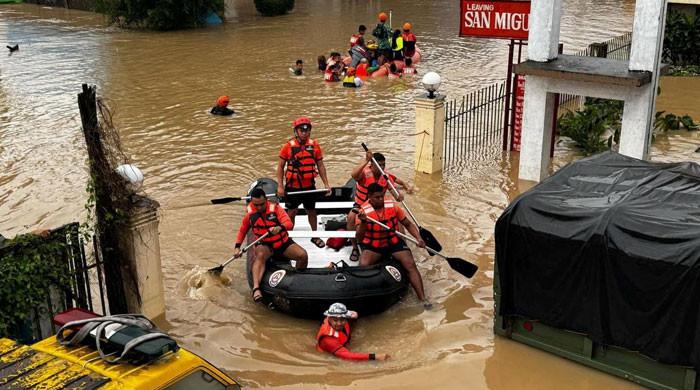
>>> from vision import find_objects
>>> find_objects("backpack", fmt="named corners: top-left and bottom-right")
top-left (373, 24), bottom-right (389, 40)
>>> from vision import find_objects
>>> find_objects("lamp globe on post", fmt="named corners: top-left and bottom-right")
top-left (421, 72), bottom-right (442, 99)
top-left (116, 164), bottom-right (144, 194)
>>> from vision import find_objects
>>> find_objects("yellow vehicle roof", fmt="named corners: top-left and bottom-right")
top-left (0, 337), bottom-right (237, 389)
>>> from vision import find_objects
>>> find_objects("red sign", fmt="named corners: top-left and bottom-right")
top-left (460, 0), bottom-right (531, 40)
top-left (511, 75), bottom-right (525, 151)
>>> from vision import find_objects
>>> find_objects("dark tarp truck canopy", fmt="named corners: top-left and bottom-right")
top-left (495, 152), bottom-right (700, 368)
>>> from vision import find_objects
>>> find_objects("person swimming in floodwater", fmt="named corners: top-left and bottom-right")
top-left (292, 59), bottom-right (303, 76)
top-left (210, 95), bottom-right (235, 116)
top-left (317, 55), bottom-right (327, 72)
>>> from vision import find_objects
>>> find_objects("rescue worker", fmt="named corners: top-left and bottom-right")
top-left (342, 67), bottom-right (363, 88)
top-left (234, 188), bottom-right (308, 303)
top-left (402, 58), bottom-right (417, 76)
top-left (356, 183), bottom-right (430, 308)
top-left (316, 303), bottom-right (389, 361)
top-left (347, 151), bottom-right (413, 262)
top-left (356, 58), bottom-right (369, 79)
top-left (401, 22), bottom-right (417, 59)
top-left (210, 95), bottom-right (235, 116)
top-left (349, 25), bottom-right (366, 49)
top-left (276, 117), bottom-right (331, 249)
top-left (324, 52), bottom-right (343, 82)
top-left (372, 12), bottom-right (392, 61)
top-left (391, 29), bottom-right (404, 61)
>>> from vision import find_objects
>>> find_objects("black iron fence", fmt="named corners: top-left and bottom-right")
top-left (443, 82), bottom-right (507, 165)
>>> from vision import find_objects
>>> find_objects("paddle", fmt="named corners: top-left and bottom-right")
top-left (208, 232), bottom-right (270, 275)
top-left (361, 143), bottom-right (443, 254)
top-left (211, 188), bottom-right (329, 205)
top-left (354, 210), bottom-right (478, 278)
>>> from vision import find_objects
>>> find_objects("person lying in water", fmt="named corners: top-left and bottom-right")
top-left (316, 303), bottom-right (389, 361)
top-left (210, 95), bottom-right (235, 116)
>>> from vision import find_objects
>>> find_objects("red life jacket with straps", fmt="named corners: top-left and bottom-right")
top-left (354, 166), bottom-right (396, 205)
top-left (316, 318), bottom-right (351, 352)
top-left (360, 200), bottom-right (401, 249)
top-left (247, 202), bottom-right (289, 249)
top-left (349, 34), bottom-right (362, 48)
top-left (284, 138), bottom-right (319, 188)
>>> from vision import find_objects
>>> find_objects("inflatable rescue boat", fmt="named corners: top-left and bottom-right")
top-left (245, 178), bottom-right (409, 319)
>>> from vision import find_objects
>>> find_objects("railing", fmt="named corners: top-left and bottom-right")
top-left (443, 82), bottom-right (507, 165)
top-left (559, 32), bottom-right (633, 110)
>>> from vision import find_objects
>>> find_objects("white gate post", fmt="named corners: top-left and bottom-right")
top-left (414, 96), bottom-right (446, 174)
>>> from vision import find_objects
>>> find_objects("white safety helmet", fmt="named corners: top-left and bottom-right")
top-left (324, 302), bottom-right (352, 318)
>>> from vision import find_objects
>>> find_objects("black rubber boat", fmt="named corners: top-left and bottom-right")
top-left (245, 178), bottom-right (409, 319)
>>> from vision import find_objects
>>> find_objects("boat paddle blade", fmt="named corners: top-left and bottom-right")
top-left (419, 227), bottom-right (442, 255)
top-left (210, 197), bottom-right (241, 205)
top-left (446, 257), bottom-right (478, 278)
top-left (208, 264), bottom-right (225, 275)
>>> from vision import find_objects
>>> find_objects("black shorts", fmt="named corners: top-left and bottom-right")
top-left (284, 186), bottom-right (317, 210)
top-left (360, 239), bottom-right (409, 257)
top-left (257, 238), bottom-right (295, 258)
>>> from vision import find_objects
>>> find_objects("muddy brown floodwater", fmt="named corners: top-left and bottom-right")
top-left (1, 0), bottom-right (698, 388)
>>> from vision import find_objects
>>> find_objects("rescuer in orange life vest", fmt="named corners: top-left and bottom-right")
top-left (234, 188), bottom-right (308, 303)
top-left (356, 183), bottom-right (430, 308)
top-left (346, 150), bottom-right (413, 262)
top-left (276, 117), bottom-right (332, 248)
top-left (316, 302), bottom-right (389, 361)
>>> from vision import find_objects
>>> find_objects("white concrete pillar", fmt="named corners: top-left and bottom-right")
top-left (629, 0), bottom-right (667, 71)
top-left (527, 0), bottom-right (563, 61)
top-left (518, 76), bottom-right (556, 182)
top-left (120, 196), bottom-right (165, 320)
top-left (414, 96), bottom-right (445, 174)
top-left (619, 84), bottom-right (654, 159)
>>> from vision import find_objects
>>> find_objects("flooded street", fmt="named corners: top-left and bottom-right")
top-left (1, 0), bottom-right (697, 388)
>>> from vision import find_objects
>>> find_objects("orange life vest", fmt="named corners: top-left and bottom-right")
top-left (284, 138), bottom-right (319, 189)
top-left (356, 63), bottom-right (369, 78)
top-left (361, 200), bottom-right (401, 249)
top-left (247, 202), bottom-right (289, 249)
top-left (354, 166), bottom-right (396, 205)
top-left (316, 318), bottom-right (351, 352)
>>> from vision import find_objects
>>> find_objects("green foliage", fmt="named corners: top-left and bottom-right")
top-left (663, 10), bottom-right (700, 67)
top-left (0, 234), bottom-right (70, 337)
top-left (254, 0), bottom-right (294, 16)
top-left (655, 111), bottom-right (699, 132)
top-left (558, 98), bottom-right (622, 155)
top-left (95, 0), bottom-right (224, 30)
top-left (668, 65), bottom-right (700, 76)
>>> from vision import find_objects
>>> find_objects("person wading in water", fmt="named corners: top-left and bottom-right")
top-left (234, 188), bottom-right (308, 303)
top-left (276, 117), bottom-right (331, 248)
top-left (355, 183), bottom-right (430, 308)
top-left (316, 302), bottom-right (389, 361)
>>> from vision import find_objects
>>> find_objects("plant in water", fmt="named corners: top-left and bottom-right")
top-left (0, 233), bottom-right (70, 337)
top-left (558, 98), bottom-right (622, 155)
top-left (96, 0), bottom-right (224, 30)
top-left (655, 111), bottom-right (699, 132)
top-left (254, 0), bottom-right (294, 16)
top-left (663, 10), bottom-right (700, 67)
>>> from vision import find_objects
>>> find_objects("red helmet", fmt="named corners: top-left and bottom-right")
top-left (293, 117), bottom-right (312, 130)
top-left (378, 12), bottom-right (388, 22)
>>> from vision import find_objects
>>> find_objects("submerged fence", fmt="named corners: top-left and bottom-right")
top-left (443, 82), bottom-right (507, 165)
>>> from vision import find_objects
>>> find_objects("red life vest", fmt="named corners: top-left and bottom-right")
top-left (402, 32), bottom-right (417, 56)
top-left (284, 138), bottom-right (319, 189)
top-left (324, 64), bottom-right (339, 82)
top-left (361, 200), bottom-right (401, 249)
top-left (247, 202), bottom-right (289, 249)
top-left (402, 66), bottom-right (416, 75)
top-left (356, 63), bottom-right (369, 78)
top-left (349, 34), bottom-right (362, 48)
top-left (354, 166), bottom-right (395, 205)
top-left (316, 318), bottom-right (351, 352)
